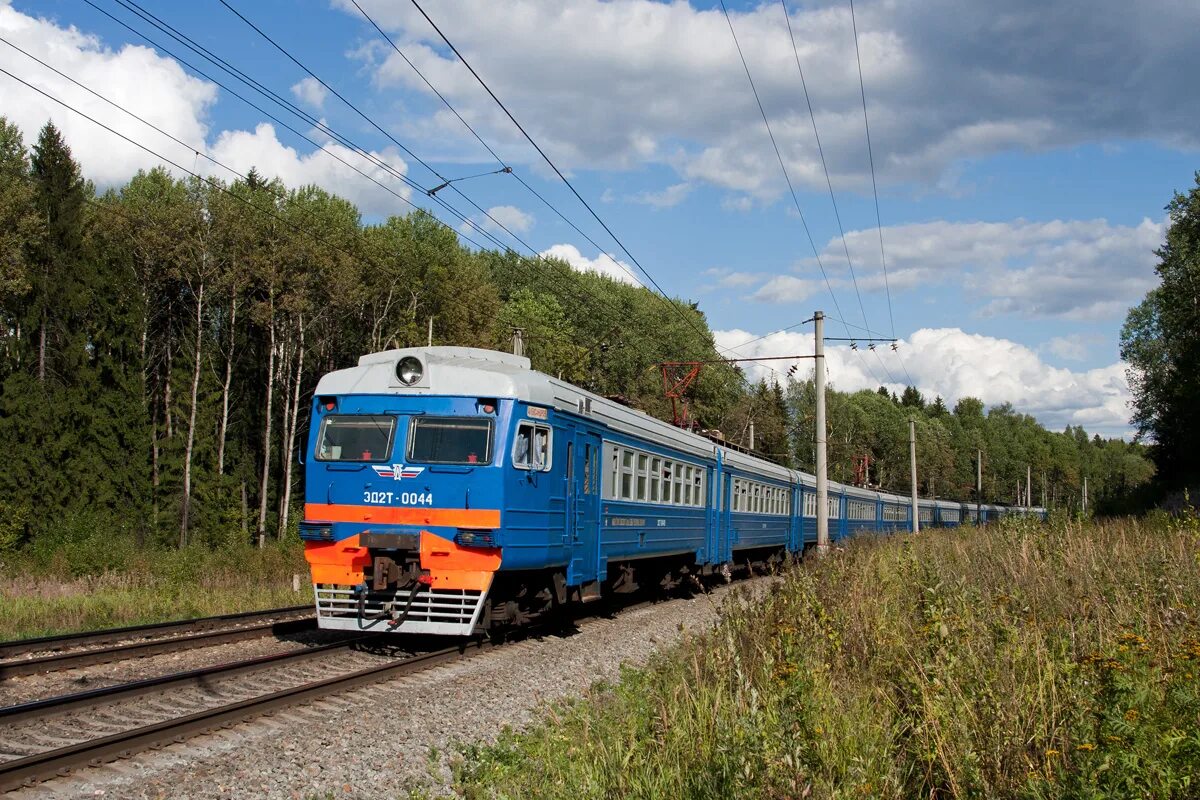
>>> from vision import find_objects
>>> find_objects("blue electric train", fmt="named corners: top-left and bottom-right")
top-left (300, 347), bottom-right (1045, 635)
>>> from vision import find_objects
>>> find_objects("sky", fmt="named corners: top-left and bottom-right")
top-left (2, 0), bottom-right (1196, 438)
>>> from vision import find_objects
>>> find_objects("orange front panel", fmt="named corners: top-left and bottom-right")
top-left (303, 517), bottom-right (503, 592)
top-left (304, 504), bottom-right (500, 529)
top-left (304, 535), bottom-right (370, 586)
top-left (419, 530), bottom-right (501, 591)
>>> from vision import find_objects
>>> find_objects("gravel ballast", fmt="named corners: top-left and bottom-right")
top-left (13, 578), bottom-right (771, 800)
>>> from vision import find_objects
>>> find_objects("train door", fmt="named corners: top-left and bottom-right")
top-left (719, 472), bottom-right (733, 562)
top-left (567, 429), bottom-right (602, 587)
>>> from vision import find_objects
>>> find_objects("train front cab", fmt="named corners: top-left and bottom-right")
top-left (300, 391), bottom-right (508, 635)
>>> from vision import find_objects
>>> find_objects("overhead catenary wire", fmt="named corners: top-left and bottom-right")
top-left (349, 0), bottom-right (659, 302)
top-left (84, 0), bottom-right (777, 384)
top-left (0, 35), bottom-right (449, 250)
top-left (847, 0), bottom-right (894, 340)
top-left (214, 0), bottom-right (542, 259)
top-left (16, 19), bottom-right (650, 374)
top-left (111, 0), bottom-right (559, 283)
top-left (92, 0), bottom-right (491, 244)
top-left (725, 316), bottom-right (816, 352)
top-left (777, 0), bottom-right (877, 341)
top-left (311, 0), bottom-right (657, 300)
top-left (847, 0), bottom-right (914, 388)
top-left (404, 0), bottom-right (759, 367)
top-left (716, 0), bottom-right (855, 346)
top-left (84, 0), bottom-right (654, 362)
top-left (0, 65), bottom-right (428, 276)
top-left (212, 0), bottom-right (734, 371)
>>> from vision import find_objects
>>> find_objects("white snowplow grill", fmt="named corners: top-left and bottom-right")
top-left (314, 584), bottom-right (485, 636)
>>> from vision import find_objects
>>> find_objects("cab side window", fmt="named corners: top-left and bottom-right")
top-left (513, 422), bottom-right (552, 471)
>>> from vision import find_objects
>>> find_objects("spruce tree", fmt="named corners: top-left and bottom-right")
top-left (29, 122), bottom-right (88, 383)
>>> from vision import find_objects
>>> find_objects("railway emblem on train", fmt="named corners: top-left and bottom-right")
top-left (371, 464), bottom-right (425, 481)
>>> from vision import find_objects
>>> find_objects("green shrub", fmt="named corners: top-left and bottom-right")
top-left (22, 508), bottom-right (139, 576)
top-left (0, 499), bottom-right (30, 554)
top-left (454, 518), bottom-right (1200, 799)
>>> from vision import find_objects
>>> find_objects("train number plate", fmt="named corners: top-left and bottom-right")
top-left (362, 491), bottom-right (434, 506)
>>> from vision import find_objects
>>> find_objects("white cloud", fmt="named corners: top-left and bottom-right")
top-left (766, 217), bottom-right (1164, 320)
top-left (700, 268), bottom-right (763, 291)
top-left (540, 243), bottom-right (641, 286)
top-left (0, 2), bottom-right (216, 186)
top-left (0, 5), bottom-right (411, 217)
top-left (1044, 336), bottom-right (1088, 362)
top-left (721, 195), bottom-right (755, 213)
top-left (715, 326), bottom-right (1133, 437)
top-left (207, 124), bottom-right (411, 216)
top-left (345, 0), bottom-right (1200, 196)
top-left (290, 76), bottom-right (328, 111)
top-left (748, 275), bottom-right (823, 303)
top-left (1043, 334), bottom-right (1097, 362)
top-left (628, 182), bottom-right (692, 208)
top-left (482, 204), bottom-right (533, 234)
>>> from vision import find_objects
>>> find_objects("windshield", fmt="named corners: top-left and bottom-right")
top-left (315, 415), bottom-right (396, 462)
top-left (408, 417), bottom-right (493, 465)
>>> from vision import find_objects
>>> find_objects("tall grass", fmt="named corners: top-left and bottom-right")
top-left (455, 515), bottom-right (1200, 799)
top-left (0, 510), bottom-right (310, 639)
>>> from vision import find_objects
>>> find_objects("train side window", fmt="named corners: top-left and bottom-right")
top-left (605, 444), bottom-right (617, 498)
top-left (513, 422), bottom-right (551, 471)
top-left (583, 444), bottom-right (591, 492)
top-left (650, 457), bottom-right (662, 502)
top-left (636, 453), bottom-right (649, 501)
top-left (621, 450), bottom-right (634, 499)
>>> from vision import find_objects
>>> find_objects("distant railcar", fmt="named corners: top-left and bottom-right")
top-left (300, 347), bottom-right (1047, 635)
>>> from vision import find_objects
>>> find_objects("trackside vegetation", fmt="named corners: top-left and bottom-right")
top-left (451, 515), bottom-right (1200, 799)
top-left (0, 510), bottom-right (308, 638)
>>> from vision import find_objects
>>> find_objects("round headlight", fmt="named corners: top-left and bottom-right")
top-left (396, 356), bottom-right (423, 386)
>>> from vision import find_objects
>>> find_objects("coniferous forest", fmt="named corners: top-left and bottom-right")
top-left (0, 119), bottom-right (1155, 555)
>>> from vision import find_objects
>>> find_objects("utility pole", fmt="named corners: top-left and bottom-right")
top-left (748, 419), bottom-right (755, 451)
top-left (909, 418), bottom-right (919, 533)
top-left (976, 449), bottom-right (982, 524)
top-left (1083, 476), bottom-right (1088, 515)
top-left (512, 328), bottom-right (524, 358)
top-left (427, 316), bottom-right (434, 347)
top-left (815, 311), bottom-right (829, 553)
top-left (1026, 465), bottom-right (1032, 512)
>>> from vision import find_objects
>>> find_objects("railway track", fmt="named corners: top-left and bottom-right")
top-left (0, 606), bottom-right (315, 678)
top-left (0, 634), bottom-right (483, 793)
top-left (0, 598), bottom-right (659, 793)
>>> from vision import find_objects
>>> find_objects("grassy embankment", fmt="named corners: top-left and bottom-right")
top-left (0, 518), bottom-right (310, 639)
top-left (453, 514), bottom-right (1200, 799)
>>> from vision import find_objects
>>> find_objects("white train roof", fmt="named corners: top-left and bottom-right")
top-left (316, 346), bottom-right (724, 462)
top-left (315, 347), bottom-right (1047, 511)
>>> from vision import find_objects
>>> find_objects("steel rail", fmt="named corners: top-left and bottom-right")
top-left (0, 618), bottom-right (315, 678)
top-left (0, 635), bottom-right (377, 726)
top-left (0, 639), bottom-right (489, 792)
top-left (0, 605), bottom-right (312, 660)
